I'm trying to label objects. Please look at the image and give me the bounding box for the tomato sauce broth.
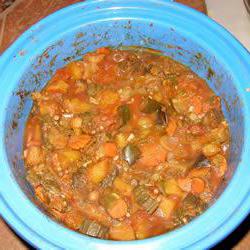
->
[23,47,230,240]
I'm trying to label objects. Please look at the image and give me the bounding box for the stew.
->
[23,47,230,240]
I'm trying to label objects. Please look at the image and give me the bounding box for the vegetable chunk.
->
[139,143,167,168]
[110,222,135,240]
[68,134,91,149]
[87,159,110,184]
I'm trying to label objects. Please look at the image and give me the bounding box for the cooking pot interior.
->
[4,19,243,209]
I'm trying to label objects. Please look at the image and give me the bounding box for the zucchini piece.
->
[143,197,159,215]
[142,98,162,114]
[102,192,128,219]
[102,192,120,209]
[157,197,176,219]
[159,179,184,198]
[113,177,133,196]
[134,186,159,214]
[72,167,87,189]
[118,104,131,125]
[79,219,109,239]
[100,167,118,188]
[42,179,61,194]
[122,144,141,165]
[174,193,207,226]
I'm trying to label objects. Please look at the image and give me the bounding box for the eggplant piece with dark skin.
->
[134,185,159,214]
[79,219,109,239]
[194,154,211,168]
[118,104,131,126]
[141,98,162,114]
[156,108,168,126]
[122,144,141,165]
[142,98,168,126]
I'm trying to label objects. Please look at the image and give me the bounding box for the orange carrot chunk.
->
[191,178,205,194]
[103,142,118,157]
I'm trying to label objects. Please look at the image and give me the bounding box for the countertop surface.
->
[0,0,249,249]
[206,0,250,51]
